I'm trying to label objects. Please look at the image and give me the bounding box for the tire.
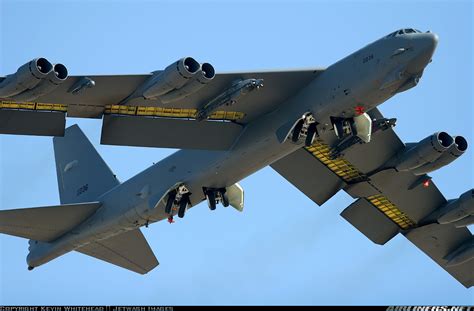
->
[165,190,176,214]
[291,120,304,142]
[305,123,317,147]
[178,194,189,218]
[207,191,217,210]
[221,190,230,207]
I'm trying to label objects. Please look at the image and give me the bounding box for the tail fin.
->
[54,124,119,204]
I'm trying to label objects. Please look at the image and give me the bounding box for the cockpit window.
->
[386,31,397,38]
[386,28,422,38]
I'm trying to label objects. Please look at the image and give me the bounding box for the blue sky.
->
[0,0,473,305]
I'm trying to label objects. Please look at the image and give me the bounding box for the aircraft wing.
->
[1,67,324,150]
[76,228,159,274]
[271,108,473,288]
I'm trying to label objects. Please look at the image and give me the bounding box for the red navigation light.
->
[423,179,431,188]
[355,106,365,115]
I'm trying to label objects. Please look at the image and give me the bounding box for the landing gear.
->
[206,190,217,210]
[204,187,230,210]
[291,120,304,142]
[328,115,396,159]
[331,116,357,140]
[178,193,190,218]
[291,114,318,145]
[164,184,192,220]
[305,123,318,147]
[221,190,230,207]
[164,190,177,214]
[28,266,34,271]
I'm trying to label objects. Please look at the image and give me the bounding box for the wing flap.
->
[0,109,65,136]
[101,114,243,150]
[271,147,345,205]
[0,202,101,242]
[76,229,159,274]
[341,198,400,245]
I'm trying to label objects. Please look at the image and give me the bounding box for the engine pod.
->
[395,132,453,172]
[0,58,53,98]
[141,57,200,99]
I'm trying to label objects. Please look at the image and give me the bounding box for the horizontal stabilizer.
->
[0,202,101,242]
[76,228,159,274]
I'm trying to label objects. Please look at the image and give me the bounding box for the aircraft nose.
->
[406,32,439,74]
[422,32,439,54]
[418,32,439,60]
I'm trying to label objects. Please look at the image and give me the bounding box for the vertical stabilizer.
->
[54,124,119,204]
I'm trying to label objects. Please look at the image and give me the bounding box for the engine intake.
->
[0,58,53,98]
[395,132,454,172]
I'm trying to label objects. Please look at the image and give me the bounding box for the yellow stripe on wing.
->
[0,101,67,112]
[104,105,245,121]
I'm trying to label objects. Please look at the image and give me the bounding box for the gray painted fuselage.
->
[27,30,438,269]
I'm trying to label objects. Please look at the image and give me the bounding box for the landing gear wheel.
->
[221,190,230,207]
[206,191,217,210]
[292,120,304,142]
[28,266,34,271]
[165,190,176,214]
[305,123,317,147]
[178,194,190,218]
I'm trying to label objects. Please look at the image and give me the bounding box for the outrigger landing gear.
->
[204,188,230,210]
[291,114,318,146]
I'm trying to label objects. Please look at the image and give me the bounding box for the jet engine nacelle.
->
[141,57,201,99]
[0,58,53,98]
[160,62,215,104]
[395,132,454,172]
[438,189,474,225]
[412,136,468,175]
[12,63,68,102]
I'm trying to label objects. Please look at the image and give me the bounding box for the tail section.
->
[54,124,119,204]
